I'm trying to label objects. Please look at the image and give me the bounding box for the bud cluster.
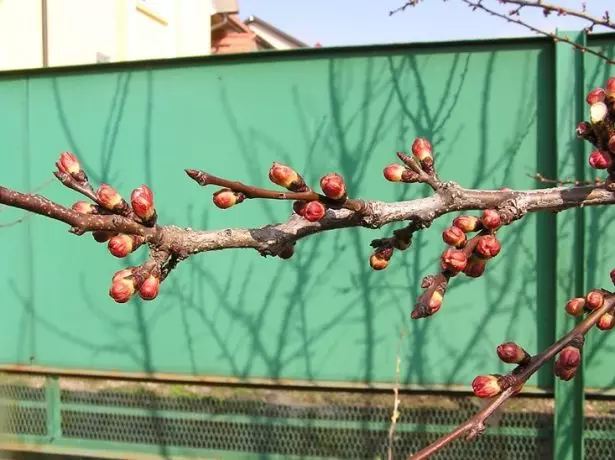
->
[108,268,161,304]
[564,287,614,331]
[382,137,435,183]
[576,77,615,173]
[554,345,581,381]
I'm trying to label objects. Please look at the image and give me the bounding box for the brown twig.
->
[387,329,407,460]
[408,294,615,459]
[530,172,604,187]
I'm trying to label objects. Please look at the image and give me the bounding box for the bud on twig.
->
[370,247,393,271]
[268,163,302,190]
[453,215,481,233]
[96,184,124,211]
[109,277,135,303]
[383,164,416,183]
[56,152,86,181]
[590,102,608,124]
[302,201,326,222]
[576,121,591,138]
[586,88,606,105]
[496,342,530,365]
[411,137,433,171]
[112,268,134,282]
[556,346,581,369]
[471,375,502,398]
[139,275,160,301]
[610,268,615,286]
[475,235,501,259]
[320,173,346,200]
[597,313,615,331]
[108,234,135,258]
[585,290,605,310]
[462,255,486,278]
[72,201,97,214]
[130,185,156,220]
[213,189,245,209]
[440,248,468,275]
[606,77,615,99]
[565,298,586,317]
[588,150,612,169]
[442,226,466,248]
[480,209,501,230]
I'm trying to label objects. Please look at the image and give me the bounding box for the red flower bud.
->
[411,137,433,163]
[590,102,608,124]
[555,366,577,381]
[427,290,443,315]
[383,164,410,182]
[557,346,581,369]
[269,162,300,189]
[481,209,501,230]
[453,215,480,233]
[92,231,116,243]
[57,152,82,175]
[475,235,501,259]
[586,87,606,105]
[130,185,155,220]
[496,342,529,364]
[320,173,346,200]
[565,298,585,317]
[576,121,591,138]
[597,312,615,331]
[303,201,326,222]
[471,375,502,398]
[609,135,615,154]
[440,248,468,274]
[112,268,134,282]
[588,150,612,169]
[586,290,605,310]
[462,255,486,278]
[606,77,615,98]
[108,234,134,258]
[97,184,123,210]
[611,268,615,286]
[370,253,389,270]
[72,201,96,214]
[442,226,466,248]
[212,189,244,209]
[139,275,160,301]
[109,277,135,303]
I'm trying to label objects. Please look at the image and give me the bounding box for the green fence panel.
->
[0,38,555,389]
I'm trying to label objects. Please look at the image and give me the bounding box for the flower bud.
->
[586,88,606,105]
[555,366,577,381]
[213,189,244,209]
[590,102,608,124]
[475,235,501,259]
[130,185,156,220]
[109,277,135,303]
[462,255,486,278]
[139,275,160,301]
[72,201,97,214]
[588,150,612,169]
[471,375,502,398]
[609,135,615,154]
[369,253,389,270]
[611,268,615,286]
[565,298,585,317]
[57,152,82,175]
[440,248,468,274]
[303,201,327,222]
[269,162,300,189]
[586,290,605,310]
[576,121,591,138]
[606,77,615,98]
[442,226,466,248]
[598,313,615,331]
[108,234,134,258]
[320,173,346,200]
[481,209,501,230]
[278,244,295,260]
[427,290,443,315]
[383,164,407,182]
[497,342,529,364]
[453,215,480,233]
[92,231,116,243]
[557,346,581,369]
[112,268,134,282]
[96,184,123,210]
[411,137,433,163]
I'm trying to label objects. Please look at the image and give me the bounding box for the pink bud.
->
[139,275,160,301]
[555,365,577,381]
[109,277,135,303]
[411,137,433,163]
[606,77,615,98]
[576,121,591,138]
[440,248,468,275]
[471,375,502,398]
[427,291,443,315]
[212,189,244,209]
[320,173,346,200]
[588,150,612,169]
[269,162,300,189]
[108,234,134,258]
[475,235,501,259]
[442,226,466,248]
[130,185,155,220]
[112,268,134,282]
[72,201,96,214]
[369,253,389,270]
[462,255,486,278]
[598,313,615,331]
[57,152,82,175]
[586,87,606,105]
[565,298,585,317]
[586,290,605,310]
[302,201,326,222]
[481,209,501,230]
[610,268,615,286]
[496,342,529,364]
[96,184,123,210]
[383,164,408,182]
[557,346,581,369]
[453,215,481,233]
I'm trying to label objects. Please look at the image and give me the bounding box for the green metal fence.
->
[0,30,613,458]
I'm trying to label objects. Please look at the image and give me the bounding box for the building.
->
[0,0,310,71]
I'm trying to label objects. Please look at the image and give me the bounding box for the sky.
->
[237,0,613,47]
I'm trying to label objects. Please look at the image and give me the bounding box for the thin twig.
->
[388,329,407,460]
[530,172,604,187]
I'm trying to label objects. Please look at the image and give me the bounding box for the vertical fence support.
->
[553,29,586,460]
[45,376,61,442]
